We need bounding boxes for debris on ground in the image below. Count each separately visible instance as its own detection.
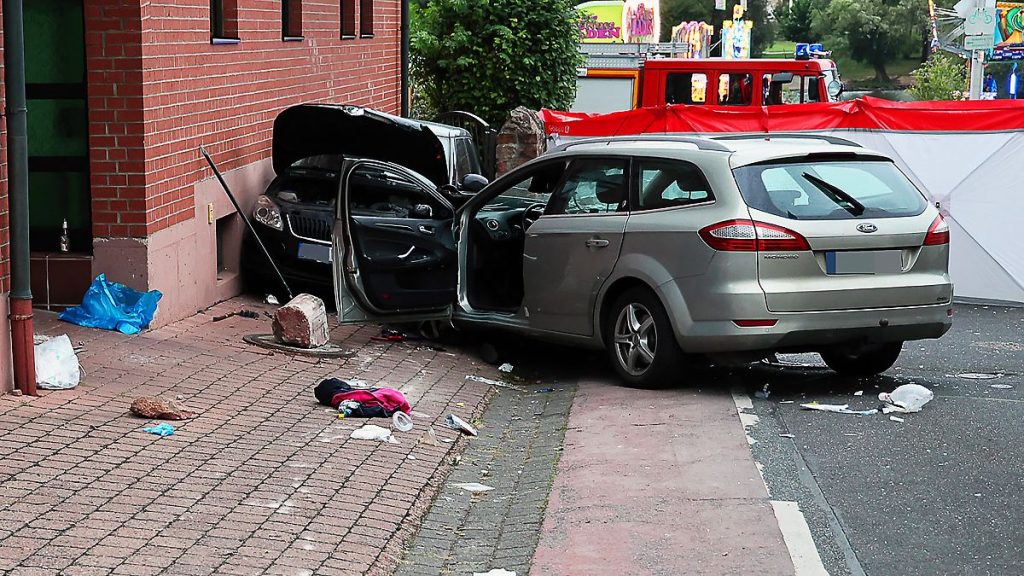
[990,384,1014,389]
[890,416,905,423]
[314,378,411,418]
[213,309,259,322]
[957,372,1003,380]
[879,383,934,413]
[35,334,81,390]
[242,334,351,357]
[779,400,795,404]
[420,426,443,447]
[454,482,494,493]
[498,363,514,373]
[854,390,864,396]
[265,294,280,305]
[372,326,408,342]
[142,423,175,437]
[33,334,51,345]
[465,374,526,392]
[800,402,878,416]
[392,411,414,432]
[273,293,330,348]
[59,273,162,335]
[446,414,478,436]
[779,433,795,438]
[755,384,770,399]
[473,570,516,576]
[130,396,195,420]
[535,388,555,394]
[349,424,398,443]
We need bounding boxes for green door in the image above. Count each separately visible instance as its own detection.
[25,0,90,253]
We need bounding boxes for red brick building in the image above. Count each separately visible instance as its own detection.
[0,0,403,392]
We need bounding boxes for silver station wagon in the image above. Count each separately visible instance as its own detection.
[280,111,951,387]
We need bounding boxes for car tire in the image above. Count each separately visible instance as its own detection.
[820,342,903,376]
[606,287,684,388]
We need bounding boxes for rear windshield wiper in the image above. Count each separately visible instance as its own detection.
[801,172,865,216]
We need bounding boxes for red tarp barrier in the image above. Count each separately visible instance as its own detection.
[539,96,1024,137]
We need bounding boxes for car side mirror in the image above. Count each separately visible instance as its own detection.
[460,174,489,193]
[772,72,794,83]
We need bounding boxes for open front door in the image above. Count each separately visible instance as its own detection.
[333,160,457,324]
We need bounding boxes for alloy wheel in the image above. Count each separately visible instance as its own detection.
[613,303,657,376]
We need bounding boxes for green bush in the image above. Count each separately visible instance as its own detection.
[909,52,967,100]
[776,0,818,43]
[411,0,582,125]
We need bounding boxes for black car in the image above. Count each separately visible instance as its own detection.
[242,104,487,297]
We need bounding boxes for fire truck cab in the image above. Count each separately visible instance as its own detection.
[572,44,844,113]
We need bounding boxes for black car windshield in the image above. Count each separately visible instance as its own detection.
[733,159,927,220]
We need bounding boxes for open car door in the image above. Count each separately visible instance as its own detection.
[333,159,457,324]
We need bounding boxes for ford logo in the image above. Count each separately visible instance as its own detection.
[856,223,878,233]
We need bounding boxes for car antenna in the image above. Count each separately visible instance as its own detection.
[200,146,295,301]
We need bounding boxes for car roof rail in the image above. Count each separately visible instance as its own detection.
[550,134,732,153]
[711,133,863,148]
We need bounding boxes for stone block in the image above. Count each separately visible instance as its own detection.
[272,293,330,348]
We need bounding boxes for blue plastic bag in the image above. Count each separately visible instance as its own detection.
[59,274,162,335]
[143,423,175,437]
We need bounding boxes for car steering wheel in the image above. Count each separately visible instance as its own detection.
[522,203,546,229]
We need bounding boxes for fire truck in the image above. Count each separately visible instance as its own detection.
[572,42,845,113]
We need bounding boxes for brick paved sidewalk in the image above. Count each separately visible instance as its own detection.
[0,297,500,576]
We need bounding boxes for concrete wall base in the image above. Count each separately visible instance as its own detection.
[91,159,275,328]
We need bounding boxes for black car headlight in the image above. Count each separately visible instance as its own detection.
[253,195,283,231]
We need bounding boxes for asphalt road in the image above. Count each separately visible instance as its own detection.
[427,303,1024,575]
[735,304,1024,576]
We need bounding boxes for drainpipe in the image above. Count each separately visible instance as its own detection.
[4,0,37,396]
[400,0,410,117]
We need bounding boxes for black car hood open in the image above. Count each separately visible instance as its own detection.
[272,104,448,186]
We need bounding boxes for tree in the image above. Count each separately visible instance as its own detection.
[776,0,819,43]
[660,0,711,41]
[813,0,926,82]
[411,0,582,125]
[909,52,967,100]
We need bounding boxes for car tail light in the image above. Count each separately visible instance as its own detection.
[924,214,949,246]
[733,319,778,327]
[699,219,810,252]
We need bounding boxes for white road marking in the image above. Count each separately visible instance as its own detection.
[772,501,830,576]
[732,388,830,576]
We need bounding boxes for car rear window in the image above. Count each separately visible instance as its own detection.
[733,159,927,220]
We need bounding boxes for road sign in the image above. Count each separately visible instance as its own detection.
[965,34,995,50]
[964,6,995,36]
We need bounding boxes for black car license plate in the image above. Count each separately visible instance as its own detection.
[297,242,332,263]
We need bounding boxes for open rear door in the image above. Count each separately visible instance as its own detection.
[333,159,457,324]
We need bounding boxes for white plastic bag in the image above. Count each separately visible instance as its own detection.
[349,424,398,443]
[879,384,934,413]
[34,334,81,390]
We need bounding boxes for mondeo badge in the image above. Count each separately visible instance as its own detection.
[856,223,878,233]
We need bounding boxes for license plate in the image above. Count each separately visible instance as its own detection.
[825,250,902,275]
[297,242,332,263]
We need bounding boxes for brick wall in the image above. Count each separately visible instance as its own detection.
[130,0,402,237]
[86,1,148,241]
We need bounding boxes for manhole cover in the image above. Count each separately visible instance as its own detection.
[957,372,1003,380]
[243,334,354,357]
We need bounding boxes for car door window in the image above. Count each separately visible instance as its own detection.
[637,160,713,210]
[545,159,628,216]
[453,137,481,182]
[665,73,708,105]
[718,73,754,106]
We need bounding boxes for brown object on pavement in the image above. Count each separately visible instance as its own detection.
[272,293,330,348]
[130,396,195,420]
